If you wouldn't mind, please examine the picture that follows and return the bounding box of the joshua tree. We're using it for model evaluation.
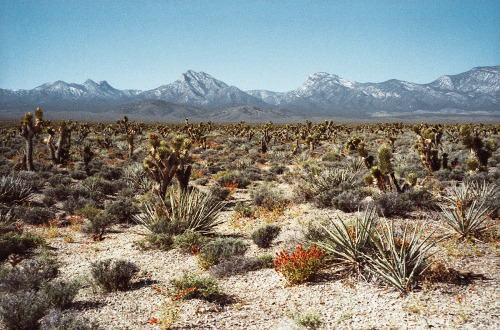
[18,107,46,171]
[46,119,75,166]
[143,134,192,197]
[413,124,444,172]
[117,115,137,158]
[364,145,399,192]
[460,124,497,171]
[82,145,94,175]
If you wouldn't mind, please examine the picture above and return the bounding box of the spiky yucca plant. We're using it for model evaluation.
[364,219,437,294]
[0,175,33,203]
[134,186,224,236]
[440,181,496,239]
[317,208,377,271]
[309,168,357,193]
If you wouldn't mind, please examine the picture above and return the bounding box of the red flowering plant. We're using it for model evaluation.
[274,243,324,285]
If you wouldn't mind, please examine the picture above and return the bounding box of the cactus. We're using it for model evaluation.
[406,173,418,187]
[45,119,75,166]
[413,124,443,172]
[143,134,192,197]
[460,124,497,171]
[117,115,137,158]
[18,107,46,171]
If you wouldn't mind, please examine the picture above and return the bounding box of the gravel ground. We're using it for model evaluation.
[7,191,500,329]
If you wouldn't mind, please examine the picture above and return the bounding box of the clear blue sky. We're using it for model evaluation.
[1,0,499,92]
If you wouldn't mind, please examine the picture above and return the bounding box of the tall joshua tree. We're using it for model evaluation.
[117,115,137,158]
[143,134,192,197]
[46,119,75,166]
[19,107,46,171]
[460,124,497,171]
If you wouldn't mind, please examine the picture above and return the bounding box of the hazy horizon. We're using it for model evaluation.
[1,0,499,92]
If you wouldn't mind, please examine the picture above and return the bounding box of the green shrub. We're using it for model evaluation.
[295,169,360,208]
[249,183,289,212]
[269,163,288,175]
[208,185,231,201]
[44,184,73,201]
[98,166,123,181]
[47,174,72,187]
[70,170,88,180]
[256,254,275,268]
[215,171,251,189]
[0,290,48,330]
[0,258,59,293]
[240,166,262,182]
[146,233,174,250]
[0,231,45,262]
[40,309,101,330]
[84,176,114,198]
[42,195,57,208]
[322,151,342,162]
[234,202,255,218]
[168,273,224,302]
[373,192,414,217]
[173,230,209,254]
[292,310,323,330]
[12,206,55,226]
[82,211,113,238]
[403,189,436,210]
[90,259,139,292]
[195,177,209,186]
[330,189,368,213]
[103,196,139,224]
[208,256,263,278]
[62,196,90,215]
[40,279,80,309]
[251,224,281,248]
[198,237,248,270]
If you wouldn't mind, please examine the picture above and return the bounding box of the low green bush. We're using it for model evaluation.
[198,237,248,270]
[47,174,72,187]
[292,310,323,330]
[40,279,81,309]
[0,258,59,293]
[103,196,139,224]
[249,183,289,212]
[173,230,209,254]
[234,202,255,218]
[40,309,101,330]
[215,170,251,189]
[168,273,225,302]
[0,290,48,330]
[90,259,139,292]
[0,231,45,262]
[256,254,275,268]
[372,192,415,217]
[251,224,281,248]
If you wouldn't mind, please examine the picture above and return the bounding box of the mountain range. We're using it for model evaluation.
[1,65,499,122]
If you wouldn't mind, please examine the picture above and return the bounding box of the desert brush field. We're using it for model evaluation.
[0,109,499,329]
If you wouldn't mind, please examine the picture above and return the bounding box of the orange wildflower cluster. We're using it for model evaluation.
[274,243,324,285]
[171,287,197,301]
[68,215,84,226]
[191,169,205,180]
